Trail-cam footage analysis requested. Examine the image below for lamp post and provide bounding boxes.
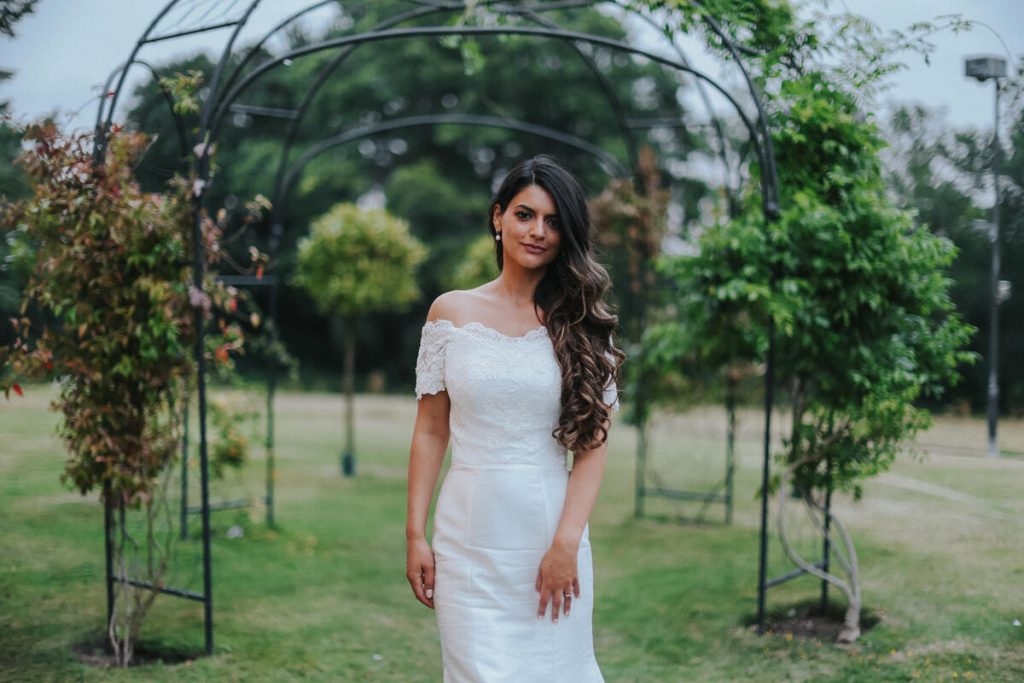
[964,55,1007,458]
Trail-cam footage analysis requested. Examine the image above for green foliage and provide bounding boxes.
[0,121,31,331]
[0,63,273,655]
[0,122,253,507]
[384,159,490,294]
[591,146,673,423]
[209,397,259,479]
[0,123,195,506]
[0,0,37,38]
[446,233,498,291]
[883,93,1024,413]
[644,14,976,498]
[0,1,37,327]
[591,146,669,343]
[123,2,693,385]
[293,203,426,319]
[158,69,205,117]
[631,0,808,69]
[0,118,30,199]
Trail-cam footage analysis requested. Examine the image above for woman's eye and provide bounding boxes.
[516,211,530,220]
[547,219,560,230]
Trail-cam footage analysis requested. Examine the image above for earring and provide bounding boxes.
[495,232,502,241]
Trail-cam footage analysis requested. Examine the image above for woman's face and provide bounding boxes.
[492,184,563,271]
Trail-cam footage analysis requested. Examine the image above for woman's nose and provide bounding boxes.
[530,217,546,238]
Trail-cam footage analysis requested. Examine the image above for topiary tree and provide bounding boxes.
[446,233,499,292]
[293,202,426,476]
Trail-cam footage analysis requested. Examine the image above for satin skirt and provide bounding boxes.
[431,462,604,683]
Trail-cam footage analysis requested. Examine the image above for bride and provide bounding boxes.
[406,154,624,682]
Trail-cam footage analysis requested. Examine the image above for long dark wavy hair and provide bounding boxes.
[489,155,625,452]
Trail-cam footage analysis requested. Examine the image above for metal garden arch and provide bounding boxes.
[92,0,788,655]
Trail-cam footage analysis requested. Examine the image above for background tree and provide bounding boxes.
[446,232,499,292]
[639,1,977,641]
[591,146,669,350]
[883,84,1024,415]
[121,1,704,389]
[590,145,672,518]
[0,0,37,38]
[293,202,425,475]
[0,0,37,342]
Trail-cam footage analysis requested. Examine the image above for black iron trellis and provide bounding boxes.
[92,0,788,655]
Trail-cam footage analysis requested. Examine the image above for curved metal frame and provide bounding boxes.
[91,0,783,655]
[94,59,191,164]
[209,24,779,216]
[622,5,742,209]
[280,113,628,215]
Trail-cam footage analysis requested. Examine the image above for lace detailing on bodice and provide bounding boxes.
[415,320,552,399]
[452,320,548,344]
[414,319,620,465]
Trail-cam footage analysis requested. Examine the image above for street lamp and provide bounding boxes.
[964,55,1007,458]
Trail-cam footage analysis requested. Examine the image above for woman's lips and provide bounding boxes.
[523,243,546,254]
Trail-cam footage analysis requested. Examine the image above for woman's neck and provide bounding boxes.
[493,263,545,309]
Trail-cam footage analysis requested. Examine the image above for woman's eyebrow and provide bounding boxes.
[514,203,558,217]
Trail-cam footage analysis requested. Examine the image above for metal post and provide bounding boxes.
[266,375,276,527]
[725,376,736,525]
[634,376,647,519]
[104,486,115,634]
[633,230,651,520]
[192,207,214,656]
[342,318,356,477]
[987,79,1002,458]
[180,394,189,540]
[965,55,1007,457]
[266,221,282,526]
[756,319,775,634]
[820,453,832,611]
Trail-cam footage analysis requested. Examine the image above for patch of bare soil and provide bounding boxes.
[747,600,881,642]
[72,633,201,668]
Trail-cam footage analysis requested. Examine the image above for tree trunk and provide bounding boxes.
[725,372,737,525]
[108,434,179,666]
[341,316,356,476]
[775,474,862,643]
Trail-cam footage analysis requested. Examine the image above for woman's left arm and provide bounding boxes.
[535,416,611,623]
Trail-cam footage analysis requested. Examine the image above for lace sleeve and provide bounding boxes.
[603,377,620,413]
[415,320,451,399]
[603,349,620,413]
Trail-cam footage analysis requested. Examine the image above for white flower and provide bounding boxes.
[192,141,216,158]
[188,285,211,313]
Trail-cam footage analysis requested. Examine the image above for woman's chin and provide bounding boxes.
[509,254,554,270]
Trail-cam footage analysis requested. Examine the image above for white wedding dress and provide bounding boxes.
[414,319,617,683]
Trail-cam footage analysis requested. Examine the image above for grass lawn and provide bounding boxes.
[1,385,1022,681]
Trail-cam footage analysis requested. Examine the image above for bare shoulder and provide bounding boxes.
[426,290,474,324]
[426,285,496,325]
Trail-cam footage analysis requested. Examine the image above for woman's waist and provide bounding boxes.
[447,456,568,473]
[450,431,565,457]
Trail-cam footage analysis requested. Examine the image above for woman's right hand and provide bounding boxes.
[406,536,436,609]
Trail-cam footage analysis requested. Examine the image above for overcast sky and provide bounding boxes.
[1,0,1021,134]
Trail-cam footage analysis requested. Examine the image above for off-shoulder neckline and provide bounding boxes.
[423,318,548,342]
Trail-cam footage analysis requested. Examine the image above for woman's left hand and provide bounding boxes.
[535,540,580,623]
